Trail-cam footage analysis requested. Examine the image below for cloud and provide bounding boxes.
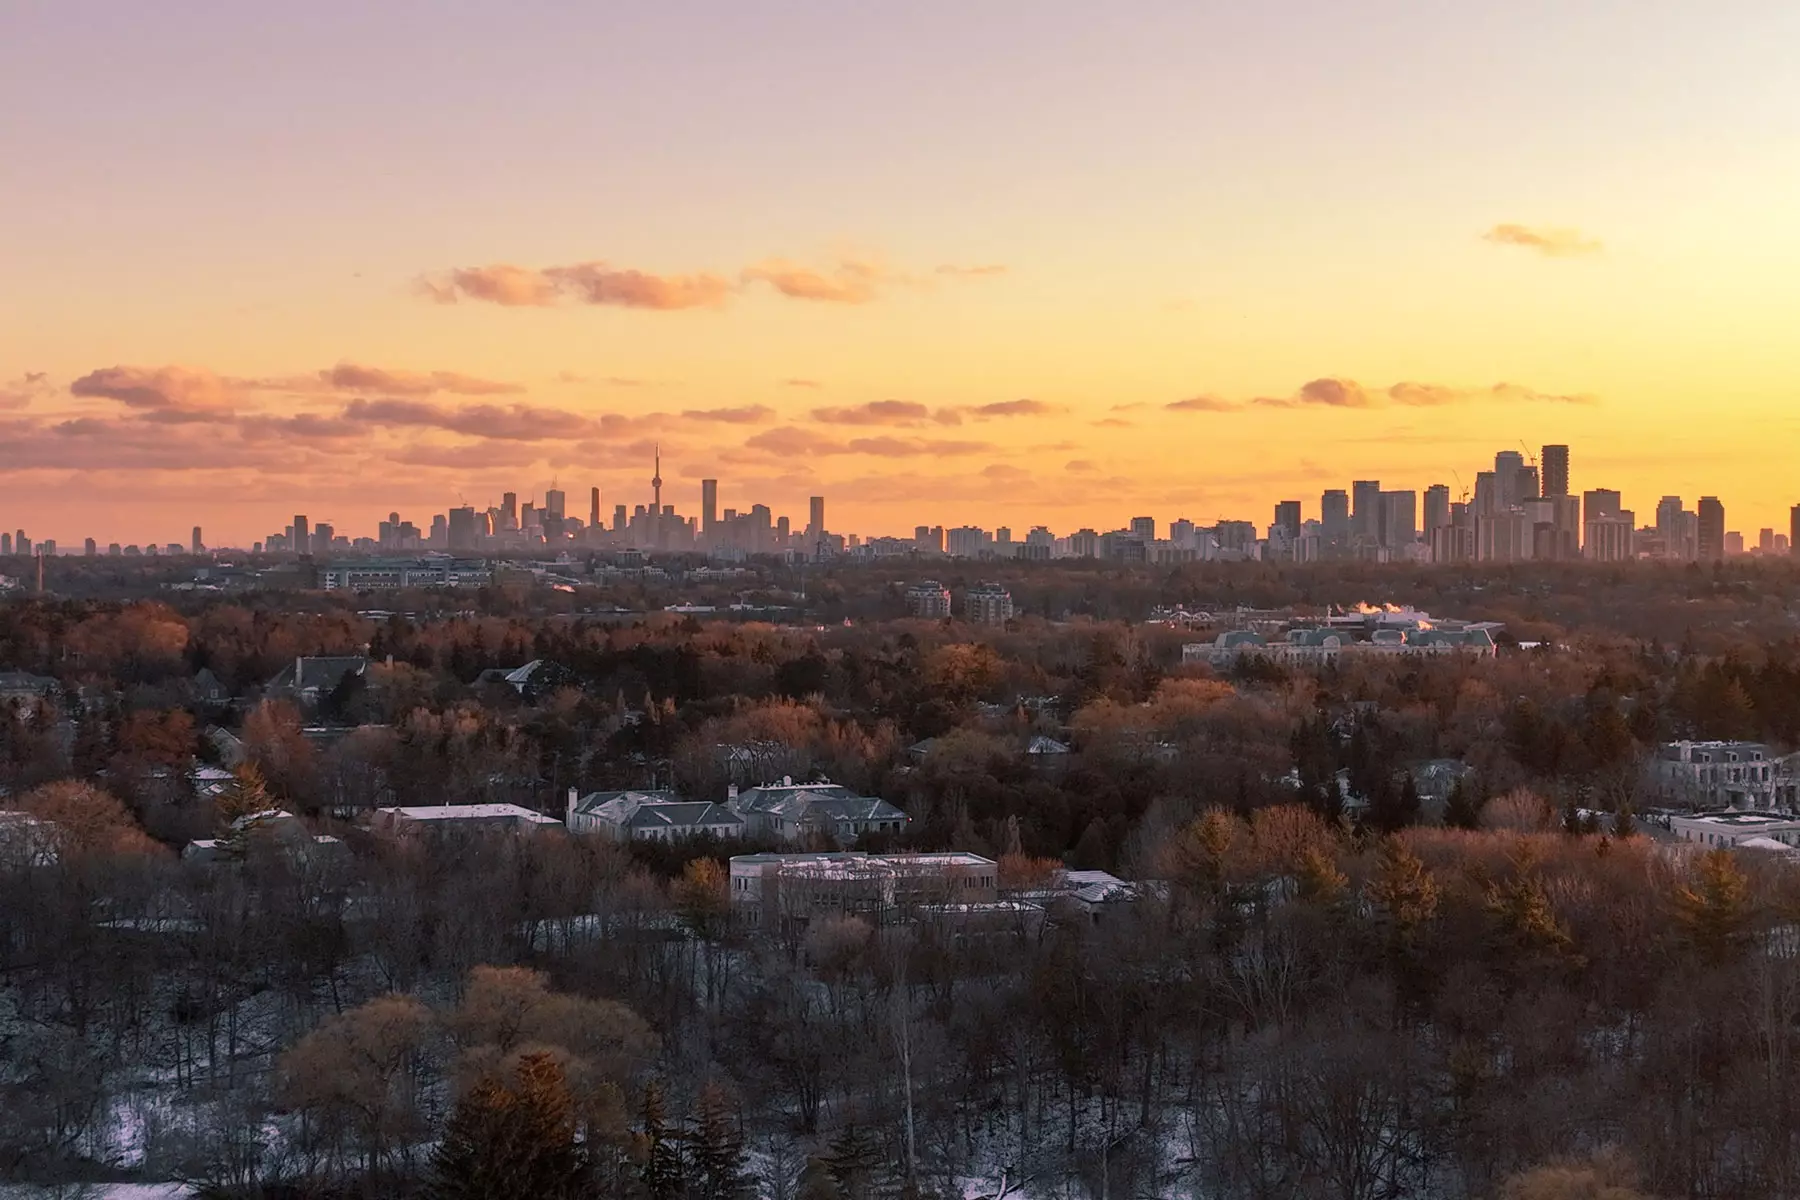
[681,405,775,424]
[425,252,998,310]
[0,372,54,410]
[71,366,238,417]
[1066,460,1100,473]
[742,427,992,457]
[341,397,600,441]
[1481,224,1603,258]
[424,262,732,309]
[813,400,935,426]
[237,413,361,441]
[741,258,889,304]
[968,398,1064,418]
[781,378,823,389]
[1250,377,1596,409]
[318,363,523,396]
[982,463,1031,481]
[744,427,847,456]
[1092,417,1134,428]
[845,436,991,457]
[1165,395,1242,412]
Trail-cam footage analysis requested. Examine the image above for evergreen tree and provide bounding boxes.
[1673,849,1754,964]
[1443,779,1483,830]
[822,1124,889,1200]
[1613,803,1637,839]
[688,1082,751,1200]
[1364,773,1420,835]
[637,1081,686,1200]
[429,1053,584,1200]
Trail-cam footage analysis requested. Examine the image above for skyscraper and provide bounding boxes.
[447,507,477,551]
[590,487,601,530]
[1273,500,1301,541]
[1583,489,1621,524]
[809,496,826,540]
[1130,516,1156,540]
[1378,490,1418,550]
[1656,497,1684,542]
[1792,505,1800,557]
[191,526,203,555]
[544,488,566,538]
[501,492,519,531]
[1351,480,1381,540]
[1321,489,1350,544]
[701,479,719,540]
[1423,485,1450,533]
[1541,445,1570,497]
[1698,496,1726,562]
[1494,451,1526,508]
[292,515,310,555]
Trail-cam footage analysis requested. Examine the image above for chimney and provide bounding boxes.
[566,785,579,821]
[727,783,738,802]
[295,655,305,690]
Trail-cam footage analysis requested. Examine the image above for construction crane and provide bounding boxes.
[1518,440,1538,470]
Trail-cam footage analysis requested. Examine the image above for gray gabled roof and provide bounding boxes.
[266,656,368,692]
[573,788,687,816]
[734,781,860,813]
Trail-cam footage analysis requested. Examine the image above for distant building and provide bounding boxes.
[730,779,910,844]
[183,810,344,864]
[728,850,996,926]
[0,670,58,714]
[565,788,744,842]
[1650,741,1797,810]
[963,581,1015,625]
[1541,444,1570,497]
[369,804,564,836]
[1698,497,1726,562]
[905,581,952,619]
[264,656,367,706]
[1668,811,1800,850]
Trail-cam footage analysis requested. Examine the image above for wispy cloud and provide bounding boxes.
[1165,395,1241,412]
[424,263,733,309]
[968,398,1064,418]
[681,405,775,424]
[813,400,937,426]
[743,426,992,457]
[314,363,523,396]
[71,366,238,420]
[423,252,1001,310]
[1252,377,1596,409]
[1481,223,1603,258]
[741,258,889,304]
[781,378,823,389]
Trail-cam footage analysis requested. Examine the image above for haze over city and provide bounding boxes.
[5,1,1800,547]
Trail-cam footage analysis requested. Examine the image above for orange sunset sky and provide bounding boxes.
[3,1,1798,547]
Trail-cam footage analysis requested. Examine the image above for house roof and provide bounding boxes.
[267,656,368,693]
[1025,735,1070,755]
[619,802,742,830]
[377,803,562,825]
[0,670,57,694]
[572,788,687,815]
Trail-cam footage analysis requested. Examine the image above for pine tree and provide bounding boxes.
[822,1124,889,1200]
[1674,849,1754,964]
[1443,779,1483,830]
[214,762,276,860]
[1613,803,1637,839]
[429,1053,584,1200]
[688,1082,751,1200]
[637,1081,686,1200]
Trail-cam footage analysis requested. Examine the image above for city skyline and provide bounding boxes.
[7,441,1798,565]
[6,4,1800,542]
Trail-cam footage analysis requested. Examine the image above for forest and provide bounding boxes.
[5,560,1800,1198]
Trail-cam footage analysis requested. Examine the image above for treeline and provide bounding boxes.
[1,786,1793,1198]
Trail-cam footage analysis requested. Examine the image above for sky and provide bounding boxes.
[3,0,1799,547]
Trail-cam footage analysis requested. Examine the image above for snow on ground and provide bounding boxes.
[0,1186,188,1199]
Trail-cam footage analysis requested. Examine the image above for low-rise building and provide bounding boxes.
[565,788,744,842]
[730,779,910,844]
[1651,741,1797,810]
[729,850,997,926]
[0,670,58,715]
[183,810,345,864]
[265,656,368,706]
[1667,810,1800,849]
[369,803,563,837]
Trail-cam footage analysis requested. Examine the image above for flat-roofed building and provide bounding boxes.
[1668,810,1800,849]
[729,850,996,927]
